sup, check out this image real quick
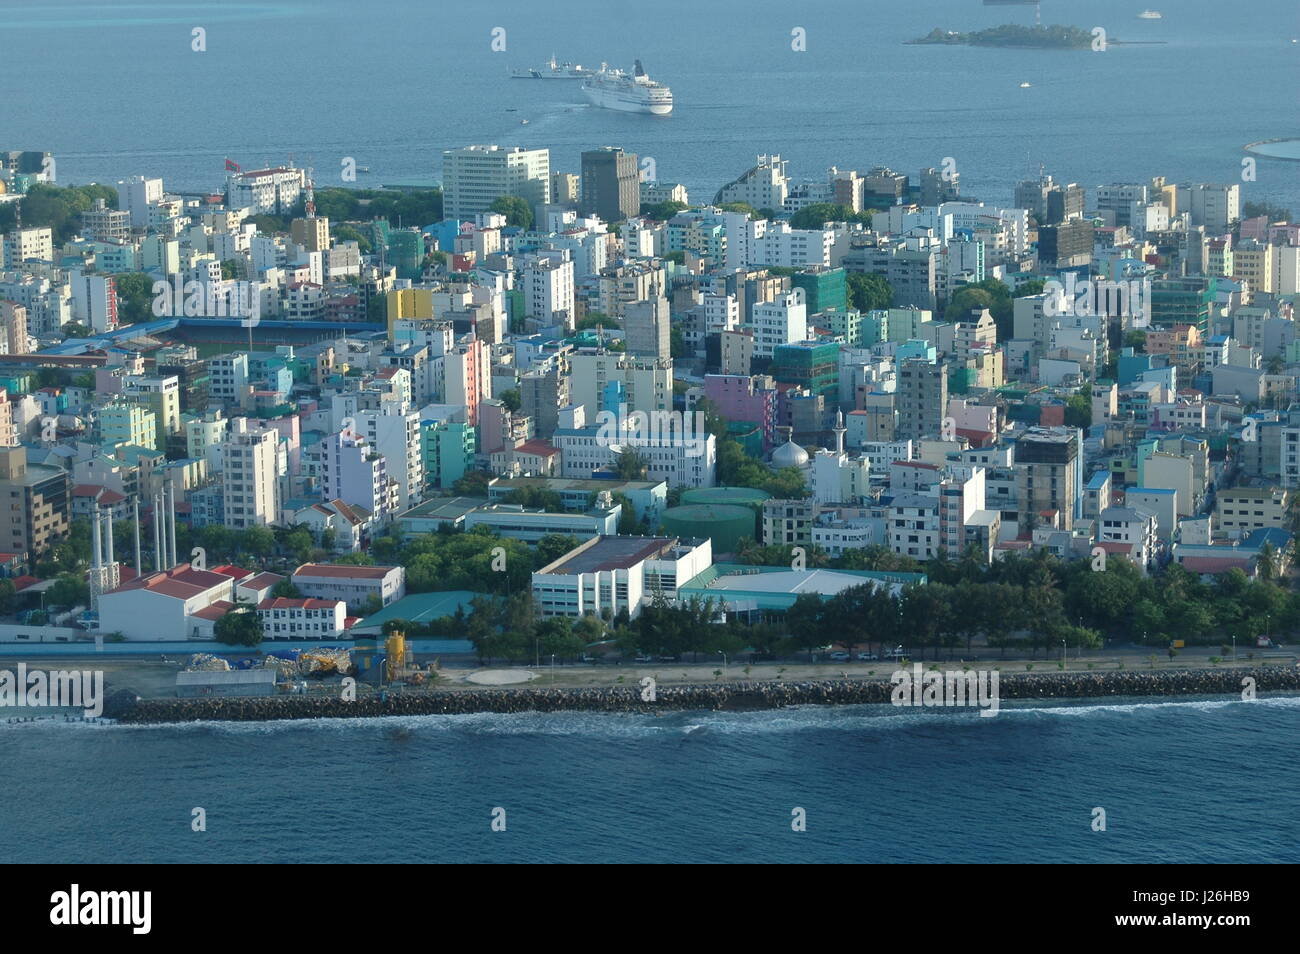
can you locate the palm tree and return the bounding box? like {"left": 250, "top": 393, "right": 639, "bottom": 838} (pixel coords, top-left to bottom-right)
{"left": 1255, "top": 542, "right": 1280, "bottom": 582}
{"left": 613, "top": 447, "right": 650, "bottom": 480}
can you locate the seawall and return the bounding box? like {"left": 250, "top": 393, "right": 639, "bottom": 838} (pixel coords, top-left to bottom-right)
{"left": 105, "top": 667, "right": 1300, "bottom": 724}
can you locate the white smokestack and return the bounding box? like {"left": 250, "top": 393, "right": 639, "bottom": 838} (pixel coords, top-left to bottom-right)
{"left": 167, "top": 483, "right": 179, "bottom": 568}
{"left": 154, "top": 494, "right": 163, "bottom": 571}
{"left": 92, "top": 502, "right": 103, "bottom": 571}
{"left": 133, "top": 497, "right": 142, "bottom": 571}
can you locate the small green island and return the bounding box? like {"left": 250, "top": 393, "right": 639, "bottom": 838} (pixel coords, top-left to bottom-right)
{"left": 909, "top": 24, "right": 1103, "bottom": 49}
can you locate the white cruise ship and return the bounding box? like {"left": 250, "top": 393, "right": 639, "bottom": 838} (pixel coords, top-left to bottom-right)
{"left": 582, "top": 60, "right": 673, "bottom": 115}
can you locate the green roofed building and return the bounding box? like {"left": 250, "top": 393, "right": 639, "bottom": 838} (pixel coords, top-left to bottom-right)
{"left": 771, "top": 340, "right": 839, "bottom": 401}
{"left": 792, "top": 267, "right": 847, "bottom": 315}
{"left": 678, "top": 563, "right": 927, "bottom": 620}
{"left": 660, "top": 504, "right": 755, "bottom": 554}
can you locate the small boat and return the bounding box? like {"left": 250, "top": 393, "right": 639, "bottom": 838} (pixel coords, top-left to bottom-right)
{"left": 519, "top": 118, "right": 530, "bottom": 125}
{"left": 505, "top": 107, "right": 518, "bottom": 112}
{"left": 1019, "top": 81, "right": 1033, "bottom": 88}
{"left": 356, "top": 166, "right": 371, "bottom": 174}
{"left": 1138, "top": 9, "right": 1162, "bottom": 18}
{"left": 510, "top": 55, "right": 594, "bottom": 80}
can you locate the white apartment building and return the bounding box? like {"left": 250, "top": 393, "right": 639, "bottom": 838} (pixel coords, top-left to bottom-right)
{"left": 258, "top": 597, "right": 347, "bottom": 639}
{"left": 226, "top": 167, "right": 305, "bottom": 215}
{"left": 532, "top": 535, "right": 706, "bottom": 620}
{"left": 553, "top": 426, "right": 717, "bottom": 489}
{"left": 222, "top": 420, "right": 281, "bottom": 529}
{"left": 566, "top": 351, "right": 672, "bottom": 420}
{"left": 442, "top": 145, "right": 551, "bottom": 220}
{"left": 522, "top": 252, "right": 575, "bottom": 327}
{"left": 209, "top": 353, "right": 250, "bottom": 407}
{"left": 116, "top": 176, "right": 164, "bottom": 228}
{"left": 319, "top": 431, "right": 396, "bottom": 521}
{"left": 717, "top": 155, "right": 790, "bottom": 212}
{"left": 1177, "top": 183, "right": 1240, "bottom": 234}
{"left": 2, "top": 227, "right": 53, "bottom": 268}
{"left": 354, "top": 405, "right": 423, "bottom": 511}
{"left": 292, "top": 563, "right": 406, "bottom": 608}
{"left": 1097, "top": 505, "right": 1159, "bottom": 574}
{"left": 749, "top": 293, "right": 807, "bottom": 358}
{"left": 724, "top": 214, "right": 834, "bottom": 270}
{"left": 888, "top": 493, "right": 940, "bottom": 560}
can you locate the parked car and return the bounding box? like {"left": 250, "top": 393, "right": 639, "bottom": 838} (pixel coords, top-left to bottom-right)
{"left": 828, "top": 651, "right": 851, "bottom": 662}
{"left": 884, "top": 646, "right": 907, "bottom": 659}
{"left": 857, "top": 652, "right": 878, "bottom": 661}
{"left": 633, "top": 654, "right": 654, "bottom": 663}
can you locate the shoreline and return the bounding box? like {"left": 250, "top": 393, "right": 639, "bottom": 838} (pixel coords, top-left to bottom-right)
{"left": 104, "top": 666, "right": 1300, "bottom": 724}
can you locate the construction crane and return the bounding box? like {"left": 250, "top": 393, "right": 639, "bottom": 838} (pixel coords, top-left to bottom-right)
{"left": 304, "top": 165, "right": 315, "bottom": 218}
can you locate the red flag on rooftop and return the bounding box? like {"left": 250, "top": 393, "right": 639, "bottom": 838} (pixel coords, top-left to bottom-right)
{"left": 224, "top": 157, "right": 241, "bottom": 172}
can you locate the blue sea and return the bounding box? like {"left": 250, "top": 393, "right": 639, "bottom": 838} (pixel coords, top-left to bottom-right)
{"left": 1, "top": 0, "right": 1297, "bottom": 212}
{"left": 2, "top": 694, "right": 1297, "bottom": 863}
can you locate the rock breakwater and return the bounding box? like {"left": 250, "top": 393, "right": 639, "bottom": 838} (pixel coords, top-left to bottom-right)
{"left": 106, "top": 667, "right": 1300, "bottom": 724}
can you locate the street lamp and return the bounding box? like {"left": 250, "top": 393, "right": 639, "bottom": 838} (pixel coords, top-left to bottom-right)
{"left": 550, "top": 654, "right": 555, "bottom": 684}
{"left": 1062, "top": 638, "right": 1067, "bottom": 667}
{"left": 718, "top": 650, "right": 727, "bottom": 677}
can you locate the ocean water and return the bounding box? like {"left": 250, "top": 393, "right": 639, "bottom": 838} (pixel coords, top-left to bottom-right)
{"left": 2, "top": 694, "right": 1297, "bottom": 863}
{"left": 2, "top": 0, "right": 1297, "bottom": 212}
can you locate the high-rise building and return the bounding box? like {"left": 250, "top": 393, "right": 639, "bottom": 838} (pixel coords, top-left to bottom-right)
{"left": 1038, "top": 220, "right": 1093, "bottom": 268}
{"left": 100, "top": 400, "right": 158, "bottom": 451}
{"left": 580, "top": 147, "right": 640, "bottom": 224}
{"left": 771, "top": 341, "right": 839, "bottom": 402}
{"left": 918, "top": 166, "right": 959, "bottom": 206}
{"left": 208, "top": 353, "right": 251, "bottom": 407}
{"left": 442, "top": 145, "right": 551, "bottom": 221}
{"left": 1095, "top": 183, "right": 1149, "bottom": 228}
{"left": 1014, "top": 427, "right": 1080, "bottom": 531}
{"left": 1044, "top": 182, "right": 1085, "bottom": 224}
{"left": 717, "top": 155, "right": 789, "bottom": 212}
{"left": 225, "top": 167, "right": 305, "bottom": 215}
{"left": 319, "top": 431, "right": 395, "bottom": 520}
{"left": 116, "top": 176, "right": 163, "bottom": 228}
{"left": 624, "top": 294, "right": 671, "bottom": 360}
{"left": 222, "top": 420, "right": 281, "bottom": 529}
{"left": 1, "top": 227, "right": 53, "bottom": 268}
{"left": 896, "top": 358, "right": 947, "bottom": 441}
{"left": 290, "top": 217, "right": 331, "bottom": 253}
{"left": 0, "top": 300, "right": 28, "bottom": 355}
{"left": 82, "top": 198, "right": 131, "bottom": 243}
{"left": 520, "top": 367, "right": 569, "bottom": 440}
{"left": 1176, "top": 183, "right": 1240, "bottom": 234}
{"left": 68, "top": 271, "right": 118, "bottom": 333}
{"left": 354, "top": 405, "right": 423, "bottom": 511}
{"left": 863, "top": 167, "right": 909, "bottom": 208}
{"left": 749, "top": 292, "right": 807, "bottom": 359}
{"left": 551, "top": 171, "right": 580, "bottom": 206}
{"left": 0, "top": 446, "right": 70, "bottom": 566}
{"left": 522, "top": 252, "right": 575, "bottom": 328}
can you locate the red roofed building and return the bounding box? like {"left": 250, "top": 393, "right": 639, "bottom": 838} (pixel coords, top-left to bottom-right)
{"left": 257, "top": 596, "right": 347, "bottom": 638}
{"left": 238, "top": 571, "right": 285, "bottom": 605}
{"left": 71, "top": 485, "right": 130, "bottom": 521}
{"left": 491, "top": 438, "right": 562, "bottom": 478}
{"left": 97, "top": 564, "right": 239, "bottom": 640}
{"left": 292, "top": 562, "right": 405, "bottom": 609}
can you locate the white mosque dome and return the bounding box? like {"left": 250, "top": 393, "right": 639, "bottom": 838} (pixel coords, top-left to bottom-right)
{"left": 772, "top": 440, "right": 810, "bottom": 468}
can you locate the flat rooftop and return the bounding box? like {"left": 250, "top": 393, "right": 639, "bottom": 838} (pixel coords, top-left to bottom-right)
{"left": 544, "top": 536, "right": 672, "bottom": 575}
{"left": 490, "top": 476, "right": 663, "bottom": 493}
{"left": 400, "top": 496, "right": 487, "bottom": 520}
